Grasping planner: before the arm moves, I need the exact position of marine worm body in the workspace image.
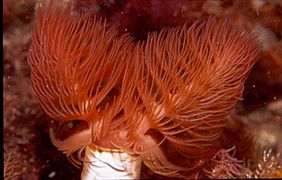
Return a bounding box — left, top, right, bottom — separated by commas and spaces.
28, 0, 259, 178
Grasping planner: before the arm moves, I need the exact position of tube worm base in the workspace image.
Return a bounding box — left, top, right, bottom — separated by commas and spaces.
81, 144, 141, 180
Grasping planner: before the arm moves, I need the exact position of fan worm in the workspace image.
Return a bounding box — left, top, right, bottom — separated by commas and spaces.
28, 0, 259, 178
114, 18, 259, 177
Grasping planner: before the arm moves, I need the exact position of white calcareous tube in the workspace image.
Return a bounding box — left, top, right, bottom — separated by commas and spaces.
81, 144, 142, 180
